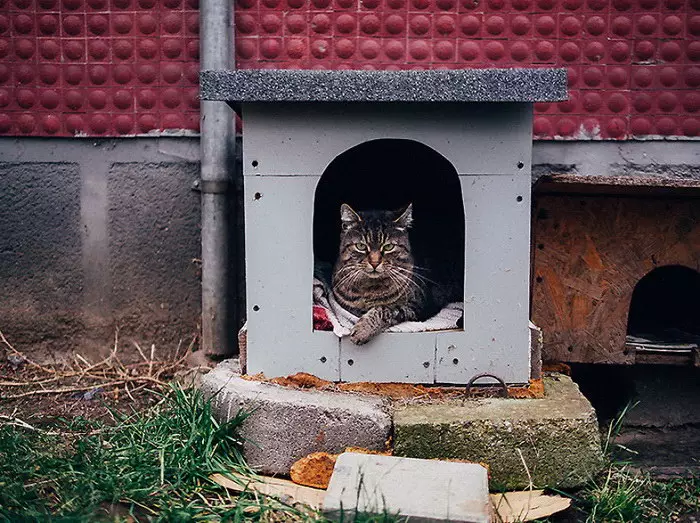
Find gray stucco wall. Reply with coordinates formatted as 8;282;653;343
0;138;204;363
0;137;696;364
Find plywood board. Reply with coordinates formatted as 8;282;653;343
532;194;700;364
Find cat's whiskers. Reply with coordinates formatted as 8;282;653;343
333;267;363;290
379;270;411;304
392;265;437;286
334;264;361;276
389;268;427;298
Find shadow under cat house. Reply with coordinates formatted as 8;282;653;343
208;70;567;384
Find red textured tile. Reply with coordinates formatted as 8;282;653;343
604;65;630;89
508;40;533;63
258;12;282;34
483;14;507;37
680;117;699;137
37;0;60;10
85;0;108;10
432;13;461;35
160;37;187;60
408;13;430;36
608;39;632;63
634;13;661;38
583;14;605;37
533;14;556;38
284;12;308;36
559;40;583;64
558;13;583;38
64;87;85;109
16;113;39;134
631;91;654;114
565;65;580;88
532;39;556;63
509;14;532;37
3;0;700;137
61;13;85;36
654;115;679;135
601;116;628;139
660;13;685;37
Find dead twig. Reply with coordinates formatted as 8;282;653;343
123;381;136;402
149;344;155;378
0;329;57;375
1;381;127;400
133;341;149;364
0;328;189;403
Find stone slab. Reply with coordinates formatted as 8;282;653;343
393;374;603;490
324;453;491;523
200;69;567;104
200;361;392;474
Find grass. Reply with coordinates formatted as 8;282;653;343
0;385;297;522
538;403;700;523
1;385;698;523
0;384;397;523
578;467;700;523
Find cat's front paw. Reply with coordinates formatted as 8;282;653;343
350;320;379;345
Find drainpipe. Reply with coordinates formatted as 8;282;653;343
198;0;235;360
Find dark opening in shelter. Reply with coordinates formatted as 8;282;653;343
312;139;465;331
627;265;700;343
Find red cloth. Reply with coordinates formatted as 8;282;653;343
313;305;333;331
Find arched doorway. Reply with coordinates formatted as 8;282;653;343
627;265;700;343
313;139;465;330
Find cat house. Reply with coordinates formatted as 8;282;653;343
532;177;700;367
201;68;567;384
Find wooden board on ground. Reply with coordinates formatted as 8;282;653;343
213;471;571;521
490;489;572;522
211;472;325;509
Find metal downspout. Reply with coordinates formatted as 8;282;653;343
198;0;235;360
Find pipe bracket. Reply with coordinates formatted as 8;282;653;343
194;180;230;194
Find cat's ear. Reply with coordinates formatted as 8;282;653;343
394;203;413;229
340;203;361;230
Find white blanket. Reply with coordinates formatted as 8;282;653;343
313;277;463;338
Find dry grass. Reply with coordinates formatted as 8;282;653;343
0;328;192;403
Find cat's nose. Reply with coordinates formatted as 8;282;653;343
368;252;381;269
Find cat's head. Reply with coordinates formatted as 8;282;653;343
335;203;414;278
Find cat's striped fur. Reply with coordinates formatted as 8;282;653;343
332;203;440;345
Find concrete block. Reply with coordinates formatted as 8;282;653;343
108;162;200;335
393;374;604;490
324;453;491;523
200;362;392;474
0;161;83;339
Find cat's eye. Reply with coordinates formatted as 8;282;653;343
354;242;368;252
382;243;396;252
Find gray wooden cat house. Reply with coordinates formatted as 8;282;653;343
201;69;567;384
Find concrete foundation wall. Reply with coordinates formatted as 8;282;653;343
0;137;204;362
0;137;697;363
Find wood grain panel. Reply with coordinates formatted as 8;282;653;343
532;195;700;364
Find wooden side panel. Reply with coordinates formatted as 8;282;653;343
532;195;700;364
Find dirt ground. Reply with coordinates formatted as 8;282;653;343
0;329;192;427
615;427;700;477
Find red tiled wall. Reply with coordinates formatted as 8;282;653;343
0;0;201;136
0;0;698;138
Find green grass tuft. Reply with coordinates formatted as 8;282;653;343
0;385;250;522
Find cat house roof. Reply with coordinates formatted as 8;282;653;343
200;68;567;108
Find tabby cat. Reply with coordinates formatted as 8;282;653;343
332;203;444;345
